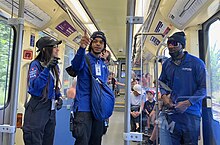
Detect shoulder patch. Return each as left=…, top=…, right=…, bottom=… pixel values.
left=29, top=67, right=38, bottom=79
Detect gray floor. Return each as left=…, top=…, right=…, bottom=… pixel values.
left=102, top=111, right=124, bottom=145
left=101, top=95, right=143, bottom=145
left=102, top=111, right=139, bottom=145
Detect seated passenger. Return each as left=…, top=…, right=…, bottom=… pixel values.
left=142, top=73, right=151, bottom=89
left=66, top=77, right=77, bottom=99
left=143, top=90, right=156, bottom=133
left=130, top=84, right=145, bottom=132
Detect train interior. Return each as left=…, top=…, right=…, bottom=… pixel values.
left=0, top=0, right=220, bottom=145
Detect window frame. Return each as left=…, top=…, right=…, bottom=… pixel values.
left=0, top=17, right=16, bottom=109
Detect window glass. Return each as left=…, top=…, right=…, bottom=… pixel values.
left=208, top=19, right=220, bottom=122
left=0, top=20, right=14, bottom=108
left=121, top=63, right=125, bottom=78
left=62, top=45, right=75, bottom=96
left=163, top=47, right=169, bottom=57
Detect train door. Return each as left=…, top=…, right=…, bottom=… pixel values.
left=0, top=18, right=15, bottom=145
left=201, top=11, right=220, bottom=145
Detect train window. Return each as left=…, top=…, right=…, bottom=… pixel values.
left=38, top=31, right=49, bottom=37
left=121, top=63, right=126, bottom=78
left=208, top=19, right=220, bottom=122
left=0, top=20, right=13, bottom=108
left=62, top=45, right=75, bottom=96
left=163, top=47, right=169, bottom=57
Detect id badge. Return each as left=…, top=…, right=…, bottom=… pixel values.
left=95, top=64, right=101, bottom=76
left=51, top=99, right=55, bottom=110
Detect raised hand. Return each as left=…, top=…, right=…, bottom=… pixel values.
left=80, top=30, right=91, bottom=49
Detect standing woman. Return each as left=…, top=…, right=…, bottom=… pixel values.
left=23, top=36, right=63, bottom=145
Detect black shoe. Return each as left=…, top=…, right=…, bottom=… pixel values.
left=144, top=139, right=153, bottom=145
left=136, top=127, right=140, bottom=132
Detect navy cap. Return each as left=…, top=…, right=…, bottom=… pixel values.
left=36, top=36, right=62, bottom=52
left=168, top=31, right=186, bottom=48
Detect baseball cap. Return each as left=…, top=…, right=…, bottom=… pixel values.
left=146, top=90, right=155, bottom=96
left=36, top=36, right=62, bottom=52
left=133, top=84, right=144, bottom=95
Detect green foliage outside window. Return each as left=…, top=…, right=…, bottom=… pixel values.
left=210, top=43, right=220, bottom=103
left=209, top=20, right=220, bottom=104
left=0, top=20, right=13, bottom=106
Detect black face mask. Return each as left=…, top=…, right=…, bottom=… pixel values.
left=169, top=49, right=183, bottom=60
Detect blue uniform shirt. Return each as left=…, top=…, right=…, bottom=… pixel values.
left=159, top=52, right=206, bottom=117
left=28, top=60, right=61, bottom=100
left=71, top=47, right=109, bottom=112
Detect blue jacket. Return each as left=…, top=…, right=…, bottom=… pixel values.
left=159, top=52, right=206, bottom=117
left=71, top=47, right=109, bottom=112
left=28, top=60, right=61, bottom=100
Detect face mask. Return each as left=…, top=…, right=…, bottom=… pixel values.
left=169, top=49, right=183, bottom=60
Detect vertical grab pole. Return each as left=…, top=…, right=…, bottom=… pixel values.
left=9, top=0, right=24, bottom=144
left=154, top=36, right=167, bottom=145
left=134, top=32, right=166, bottom=145
left=124, top=0, right=135, bottom=145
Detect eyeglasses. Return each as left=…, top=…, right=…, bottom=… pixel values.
left=167, top=40, right=178, bottom=46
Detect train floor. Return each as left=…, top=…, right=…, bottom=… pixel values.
left=102, top=95, right=153, bottom=145
left=102, top=111, right=145, bottom=145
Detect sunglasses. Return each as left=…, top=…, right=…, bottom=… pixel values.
left=53, top=44, right=59, bottom=48
left=167, top=40, right=179, bottom=46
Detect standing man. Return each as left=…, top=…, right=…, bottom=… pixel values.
left=70, top=31, right=109, bottom=145
left=159, top=31, right=206, bottom=145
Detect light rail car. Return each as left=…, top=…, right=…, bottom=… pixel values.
left=0, top=0, right=220, bottom=145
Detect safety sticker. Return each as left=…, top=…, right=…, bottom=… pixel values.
left=29, top=67, right=38, bottom=79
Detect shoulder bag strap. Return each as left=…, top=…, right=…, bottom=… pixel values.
left=85, top=55, right=93, bottom=77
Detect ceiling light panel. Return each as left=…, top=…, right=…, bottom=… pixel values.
left=0, top=0, right=51, bottom=28
left=168, top=0, right=208, bottom=29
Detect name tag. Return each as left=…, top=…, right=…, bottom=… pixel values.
left=95, top=64, right=101, bottom=76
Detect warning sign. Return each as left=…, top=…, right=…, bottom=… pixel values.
left=23, top=50, right=33, bottom=60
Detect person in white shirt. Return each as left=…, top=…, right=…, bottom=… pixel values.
left=130, top=84, right=146, bottom=132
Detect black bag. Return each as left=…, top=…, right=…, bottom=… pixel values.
left=65, top=66, right=76, bottom=77
left=69, top=112, right=74, bottom=132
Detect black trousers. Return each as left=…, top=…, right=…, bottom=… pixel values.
left=130, top=105, right=140, bottom=132
left=23, top=97, right=56, bottom=145
left=72, top=111, right=104, bottom=145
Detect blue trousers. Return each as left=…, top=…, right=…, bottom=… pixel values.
left=159, top=112, right=200, bottom=145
